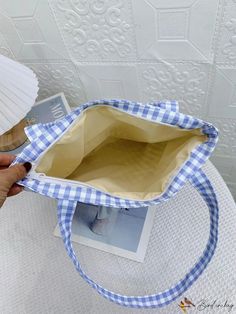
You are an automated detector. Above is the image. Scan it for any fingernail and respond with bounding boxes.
[23,162,32,173]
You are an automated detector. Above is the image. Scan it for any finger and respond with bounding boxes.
[7,184,24,197]
[8,183,23,189]
[0,165,14,170]
[0,162,32,189]
[0,154,16,166]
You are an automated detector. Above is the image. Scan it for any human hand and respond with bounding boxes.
[0,154,31,207]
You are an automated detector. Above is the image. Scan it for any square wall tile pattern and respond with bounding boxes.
[0,0,235,199]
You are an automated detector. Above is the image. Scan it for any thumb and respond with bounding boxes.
[1,162,32,188]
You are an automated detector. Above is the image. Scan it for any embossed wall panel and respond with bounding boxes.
[0,33,14,58]
[50,0,136,61]
[137,62,210,116]
[132,0,219,61]
[208,66,236,118]
[216,0,236,64]
[77,64,140,100]
[0,0,235,199]
[0,0,69,60]
[26,62,86,106]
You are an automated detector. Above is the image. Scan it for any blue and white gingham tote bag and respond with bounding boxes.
[13,99,219,309]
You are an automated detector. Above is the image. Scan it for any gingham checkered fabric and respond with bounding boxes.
[13,99,219,309]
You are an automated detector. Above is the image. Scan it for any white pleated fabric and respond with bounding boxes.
[0,54,38,135]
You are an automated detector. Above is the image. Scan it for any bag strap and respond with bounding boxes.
[57,168,218,308]
[149,100,179,112]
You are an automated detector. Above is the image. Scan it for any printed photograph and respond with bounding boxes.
[54,203,156,262]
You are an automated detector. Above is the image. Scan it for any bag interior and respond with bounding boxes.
[35,105,207,200]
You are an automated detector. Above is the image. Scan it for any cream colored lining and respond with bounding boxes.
[35,106,207,200]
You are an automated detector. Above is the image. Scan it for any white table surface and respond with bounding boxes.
[0,161,236,314]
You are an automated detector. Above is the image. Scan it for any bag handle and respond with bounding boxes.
[148,100,179,112]
[57,168,218,308]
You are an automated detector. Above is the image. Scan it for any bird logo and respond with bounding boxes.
[184,297,195,307]
[178,297,195,313]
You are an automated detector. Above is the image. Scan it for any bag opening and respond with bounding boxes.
[35,105,207,200]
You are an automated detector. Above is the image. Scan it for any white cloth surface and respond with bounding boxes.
[0,161,236,314]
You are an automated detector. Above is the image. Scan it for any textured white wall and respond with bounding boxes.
[0,0,235,198]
